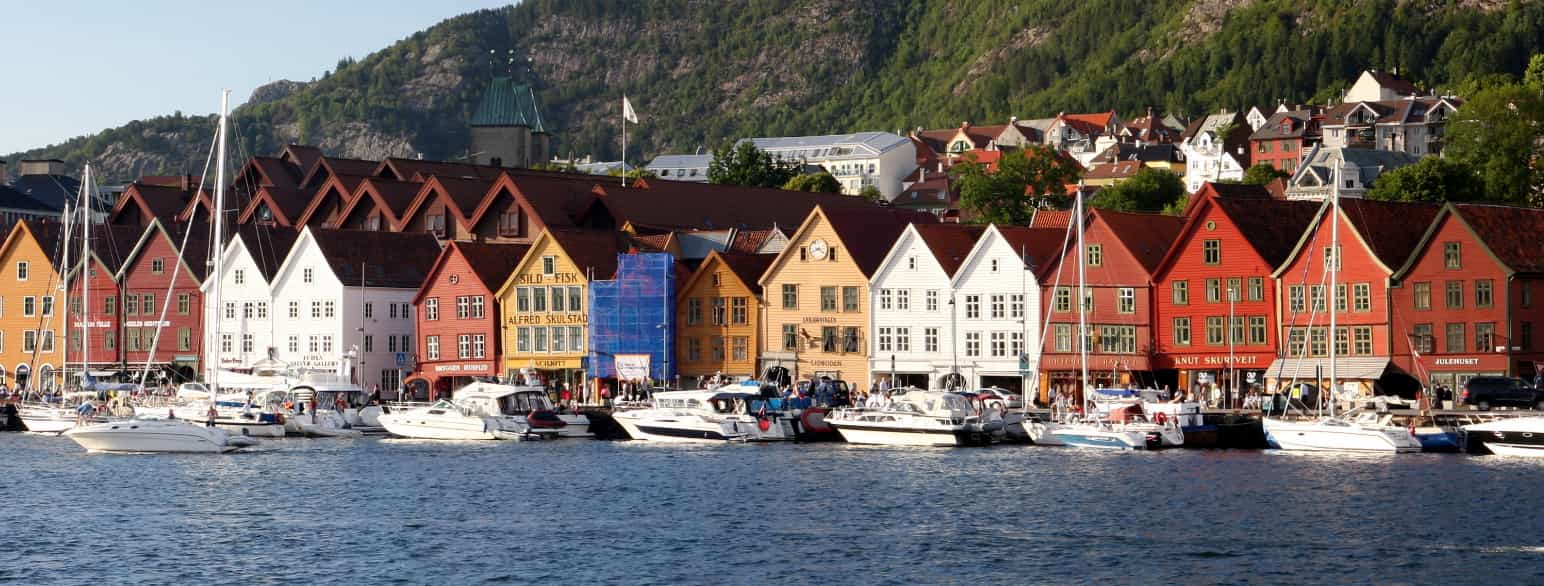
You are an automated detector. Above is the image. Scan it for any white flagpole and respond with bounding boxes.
[621,96,628,188]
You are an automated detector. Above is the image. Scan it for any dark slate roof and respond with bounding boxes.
[606,178,875,232]
[1368,70,1420,96]
[1249,110,1313,141]
[912,224,986,278]
[8,174,77,211]
[470,77,548,132]
[19,220,66,270]
[380,158,505,182]
[715,252,777,295]
[234,225,301,282]
[1096,209,1185,275]
[996,226,1070,276]
[546,228,631,281]
[282,145,324,179]
[1336,199,1441,271]
[254,186,312,225]
[821,206,939,278]
[1454,204,1544,274]
[0,184,58,212]
[124,183,198,223]
[90,224,147,275]
[157,221,213,282]
[310,229,442,288]
[455,241,530,290]
[432,176,494,218]
[1214,196,1321,268]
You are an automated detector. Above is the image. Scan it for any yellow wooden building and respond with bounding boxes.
[675,250,774,383]
[0,221,66,391]
[494,228,625,389]
[757,205,935,389]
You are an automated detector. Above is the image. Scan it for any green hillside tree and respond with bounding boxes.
[1444,83,1544,205]
[956,145,1081,224]
[708,142,799,188]
[783,172,842,193]
[1365,157,1485,202]
[1242,163,1290,185]
[1089,168,1186,213]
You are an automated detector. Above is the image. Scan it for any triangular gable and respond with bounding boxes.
[493,229,560,299]
[334,179,402,230]
[758,207,829,286]
[1390,203,1516,280]
[266,226,335,291]
[293,174,364,227]
[948,224,1017,287]
[112,217,206,284]
[675,249,728,301]
[396,176,482,233]
[410,241,461,306]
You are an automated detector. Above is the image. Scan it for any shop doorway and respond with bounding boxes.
[979,375,1023,393]
[891,373,929,390]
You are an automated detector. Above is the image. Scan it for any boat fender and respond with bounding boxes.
[758,418,771,432]
[1154,412,1168,426]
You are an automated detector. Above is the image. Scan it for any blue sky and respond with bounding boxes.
[0,0,513,154]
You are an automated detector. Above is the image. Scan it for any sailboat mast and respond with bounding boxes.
[60,196,71,389]
[80,165,92,384]
[209,90,230,394]
[1075,188,1089,407]
[1327,186,1339,417]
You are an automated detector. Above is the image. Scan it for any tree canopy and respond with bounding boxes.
[1088,168,1187,213]
[1241,163,1290,185]
[707,142,799,189]
[1443,82,1544,206]
[955,146,1082,224]
[783,172,843,193]
[1365,157,1485,203]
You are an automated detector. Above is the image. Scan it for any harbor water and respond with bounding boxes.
[3,433,1541,585]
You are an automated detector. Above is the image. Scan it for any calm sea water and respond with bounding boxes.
[2,433,1541,585]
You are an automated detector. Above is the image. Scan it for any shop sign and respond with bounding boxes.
[507,314,588,326]
[432,363,489,373]
[615,354,651,380]
[1170,355,1263,367]
[1433,357,1481,366]
[511,272,581,285]
[808,359,845,367]
[532,358,578,369]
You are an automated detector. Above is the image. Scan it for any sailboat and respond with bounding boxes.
[1261,179,1420,453]
[65,91,258,453]
[1043,188,1184,450]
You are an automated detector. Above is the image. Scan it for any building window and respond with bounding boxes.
[150,258,164,274]
[178,294,191,316]
[965,295,980,319]
[782,284,798,309]
[242,334,254,354]
[225,302,236,320]
[684,298,702,326]
[1310,327,1328,357]
[458,334,471,359]
[1085,244,1102,267]
[842,327,859,353]
[550,288,566,312]
[1231,316,1246,346]
[896,290,910,311]
[877,327,893,352]
[925,327,939,352]
[1443,242,1461,269]
[1202,240,1221,265]
[1353,326,1372,355]
[1322,245,1341,271]
[457,296,471,319]
[783,324,797,351]
[1413,282,1431,310]
[140,294,153,315]
[820,287,837,312]
[1353,283,1371,312]
[1524,282,1533,308]
[731,297,748,324]
[1010,294,1025,318]
[221,334,233,353]
[516,328,530,353]
[1476,322,1495,351]
[288,336,299,354]
[426,335,440,360]
[991,258,1001,272]
[568,287,582,312]
[1226,278,1241,303]
[1055,287,1072,312]
[324,301,335,318]
[1173,317,1191,346]
[1205,317,1225,345]
[908,256,917,270]
[842,287,859,312]
[990,332,1008,357]
[234,269,244,285]
[990,295,1006,319]
[1335,283,1348,313]
[1247,277,1264,302]
[965,332,981,357]
[879,289,893,311]
[16,261,27,281]
[1523,322,1533,351]
[1445,323,1465,353]
[926,290,939,311]
[685,337,702,362]
[303,268,313,283]
[1334,327,1349,355]
[533,327,547,352]
[1172,281,1188,305]
[1445,280,1463,309]
[1053,324,1072,352]
[1310,285,1326,312]
[364,335,374,353]
[1413,324,1434,353]
[531,287,546,312]
[542,256,556,276]
[710,297,726,325]
[105,296,115,316]
[1289,285,1305,313]
[1206,279,1221,303]
[1476,279,1493,308]
[821,327,837,352]
[1248,316,1267,345]
[41,296,53,317]
[388,335,397,353]
[731,336,748,361]
[1118,288,1134,314]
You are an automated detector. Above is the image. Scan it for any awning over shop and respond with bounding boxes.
[1265,357,1392,381]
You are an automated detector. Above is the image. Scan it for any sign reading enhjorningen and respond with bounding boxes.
[615,354,651,381]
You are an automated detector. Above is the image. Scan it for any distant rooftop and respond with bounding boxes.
[470,76,548,132]
[743,131,910,161]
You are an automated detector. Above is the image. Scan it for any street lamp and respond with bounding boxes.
[1228,286,1238,410]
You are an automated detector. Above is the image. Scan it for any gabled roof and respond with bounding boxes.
[5,174,76,212]
[1155,183,1319,279]
[333,177,421,229]
[911,224,987,278]
[0,183,58,212]
[467,171,607,230]
[237,185,312,226]
[1095,209,1186,275]
[111,183,198,225]
[1428,203,1544,275]
[413,241,530,305]
[680,250,777,298]
[375,158,505,183]
[994,225,1070,277]
[1273,198,1441,277]
[546,228,631,281]
[0,220,66,271]
[293,173,369,227]
[231,225,301,283]
[1366,70,1420,96]
[470,76,548,132]
[305,228,442,288]
[233,156,301,192]
[1250,110,1314,141]
[607,178,874,232]
[116,218,212,283]
[1062,110,1117,130]
[280,145,324,179]
[1084,160,1144,181]
[780,205,939,281]
[727,227,784,254]
[399,175,494,232]
[297,156,380,190]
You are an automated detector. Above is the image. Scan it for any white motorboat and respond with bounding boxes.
[1051,401,1185,450]
[1460,416,1544,457]
[289,410,363,438]
[501,385,591,438]
[63,418,259,453]
[18,404,105,434]
[1263,411,1422,453]
[377,400,525,440]
[285,375,383,433]
[826,390,1001,447]
[614,389,795,442]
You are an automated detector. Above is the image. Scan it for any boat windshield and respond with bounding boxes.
[316,391,365,409]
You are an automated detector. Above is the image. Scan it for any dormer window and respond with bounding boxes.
[426,213,446,238]
[499,209,523,237]
[365,215,381,231]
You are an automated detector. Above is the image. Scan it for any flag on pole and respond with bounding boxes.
[622,96,638,124]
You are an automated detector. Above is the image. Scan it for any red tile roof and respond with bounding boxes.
[309,228,442,288]
[1063,110,1117,129]
[727,227,782,254]
[716,252,777,295]
[819,205,940,278]
[1030,210,1073,229]
[1096,209,1185,274]
[1084,160,1144,180]
[1453,204,1544,274]
[1335,199,1442,271]
[912,223,987,277]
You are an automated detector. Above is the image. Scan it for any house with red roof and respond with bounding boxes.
[867,223,987,389]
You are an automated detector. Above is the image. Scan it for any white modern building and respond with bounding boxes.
[868,224,983,390]
[202,229,299,373]
[1283,145,1421,202]
[1180,111,1251,192]
[646,132,918,199]
[266,227,442,390]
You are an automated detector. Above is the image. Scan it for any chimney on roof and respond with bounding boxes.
[18,159,66,177]
[1009,116,1018,124]
[961,121,971,130]
[0,160,7,186]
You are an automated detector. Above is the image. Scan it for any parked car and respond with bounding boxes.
[1460,377,1544,410]
[974,387,1024,410]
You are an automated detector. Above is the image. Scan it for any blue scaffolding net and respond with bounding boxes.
[589,252,676,382]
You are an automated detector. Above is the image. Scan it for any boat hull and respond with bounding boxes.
[1461,417,1544,457]
[613,415,750,442]
[63,421,239,453]
[378,413,502,440]
[1052,428,1150,450]
[1263,419,1421,453]
[829,423,991,447]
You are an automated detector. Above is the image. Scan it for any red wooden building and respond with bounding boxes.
[1151,184,1319,400]
[1248,109,1320,173]
[66,225,145,370]
[1037,208,1183,401]
[409,241,529,397]
[116,219,209,381]
[1266,199,1440,394]
[1390,203,1544,391]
